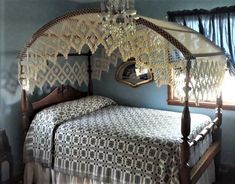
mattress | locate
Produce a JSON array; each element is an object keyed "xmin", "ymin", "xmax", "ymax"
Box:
[{"xmin": 24, "ymin": 96, "xmax": 213, "ymax": 184}]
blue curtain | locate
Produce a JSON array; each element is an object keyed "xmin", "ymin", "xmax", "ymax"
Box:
[{"xmin": 167, "ymin": 6, "xmax": 235, "ymax": 76}]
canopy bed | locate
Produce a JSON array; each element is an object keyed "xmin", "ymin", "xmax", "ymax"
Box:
[{"xmin": 18, "ymin": 4, "xmax": 226, "ymax": 184}]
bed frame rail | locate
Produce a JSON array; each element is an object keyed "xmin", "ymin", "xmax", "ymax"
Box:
[
  {"xmin": 189, "ymin": 122, "xmax": 214, "ymax": 147},
  {"xmin": 190, "ymin": 142, "xmax": 220, "ymax": 184}
]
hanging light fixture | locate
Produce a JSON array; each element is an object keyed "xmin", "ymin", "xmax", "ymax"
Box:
[{"xmin": 100, "ymin": 0, "xmax": 139, "ymax": 46}]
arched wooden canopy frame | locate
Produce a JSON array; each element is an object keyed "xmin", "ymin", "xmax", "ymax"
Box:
[
  {"xmin": 19, "ymin": 8, "xmax": 225, "ymax": 184},
  {"xmin": 18, "ymin": 8, "xmax": 194, "ymax": 60}
]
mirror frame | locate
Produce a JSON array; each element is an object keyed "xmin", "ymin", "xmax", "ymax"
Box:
[{"xmin": 115, "ymin": 61, "xmax": 153, "ymax": 88}]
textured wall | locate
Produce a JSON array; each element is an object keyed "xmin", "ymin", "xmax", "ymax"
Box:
[{"xmin": 0, "ymin": 0, "xmax": 234, "ymax": 181}]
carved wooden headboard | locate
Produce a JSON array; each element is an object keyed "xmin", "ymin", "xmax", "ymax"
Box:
[{"xmin": 21, "ymin": 51, "xmax": 93, "ymax": 135}]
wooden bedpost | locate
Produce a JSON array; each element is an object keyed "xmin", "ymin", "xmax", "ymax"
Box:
[
  {"xmin": 87, "ymin": 50, "xmax": 93, "ymax": 96},
  {"xmin": 21, "ymin": 89, "xmax": 30, "ymax": 136},
  {"xmin": 180, "ymin": 59, "xmax": 191, "ymax": 184},
  {"xmin": 214, "ymin": 93, "xmax": 223, "ymax": 179},
  {"xmin": 215, "ymin": 93, "xmax": 222, "ymax": 127}
]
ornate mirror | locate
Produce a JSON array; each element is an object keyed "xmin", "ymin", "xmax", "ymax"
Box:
[{"xmin": 115, "ymin": 61, "xmax": 153, "ymax": 87}]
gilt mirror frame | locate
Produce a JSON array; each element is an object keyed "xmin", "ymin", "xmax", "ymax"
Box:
[{"xmin": 115, "ymin": 60, "xmax": 153, "ymax": 88}]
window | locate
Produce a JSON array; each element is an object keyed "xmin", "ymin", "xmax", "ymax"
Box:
[
  {"xmin": 221, "ymin": 71, "xmax": 235, "ymax": 105},
  {"xmin": 167, "ymin": 6, "xmax": 235, "ymax": 110},
  {"xmin": 168, "ymin": 71, "xmax": 235, "ymax": 110}
]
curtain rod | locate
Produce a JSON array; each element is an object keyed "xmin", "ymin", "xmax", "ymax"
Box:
[{"xmin": 167, "ymin": 5, "xmax": 235, "ymax": 18}]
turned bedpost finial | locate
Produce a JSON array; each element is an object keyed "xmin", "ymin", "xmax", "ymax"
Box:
[
  {"xmin": 87, "ymin": 50, "xmax": 93, "ymax": 96},
  {"xmin": 21, "ymin": 89, "xmax": 30, "ymax": 135},
  {"xmin": 215, "ymin": 93, "xmax": 222, "ymax": 127},
  {"xmin": 180, "ymin": 59, "xmax": 191, "ymax": 184}
]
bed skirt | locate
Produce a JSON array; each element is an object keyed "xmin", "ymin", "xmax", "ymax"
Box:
[
  {"xmin": 24, "ymin": 134, "xmax": 215, "ymax": 184},
  {"xmin": 24, "ymin": 161, "xmax": 215, "ymax": 184}
]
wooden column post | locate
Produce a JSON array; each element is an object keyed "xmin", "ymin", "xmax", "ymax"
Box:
[
  {"xmin": 87, "ymin": 50, "xmax": 93, "ymax": 96},
  {"xmin": 21, "ymin": 90, "xmax": 30, "ymax": 136},
  {"xmin": 0, "ymin": 129, "xmax": 14, "ymax": 183},
  {"xmin": 214, "ymin": 93, "xmax": 223, "ymax": 179},
  {"xmin": 180, "ymin": 59, "xmax": 191, "ymax": 184},
  {"xmin": 215, "ymin": 93, "xmax": 222, "ymax": 128}
]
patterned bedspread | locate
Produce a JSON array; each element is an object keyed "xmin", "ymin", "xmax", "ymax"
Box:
[{"xmin": 24, "ymin": 96, "xmax": 212, "ymax": 184}]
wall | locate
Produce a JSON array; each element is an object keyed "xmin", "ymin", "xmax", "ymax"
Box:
[
  {"xmin": 0, "ymin": 0, "xmax": 97, "ymax": 181},
  {"xmin": 0, "ymin": 0, "xmax": 234, "ymax": 181}
]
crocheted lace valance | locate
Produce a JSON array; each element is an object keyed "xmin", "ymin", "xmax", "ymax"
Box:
[
  {"xmin": 173, "ymin": 57, "xmax": 226, "ymax": 104},
  {"xmin": 18, "ymin": 11, "xmax": 227, "ymax": 102},
  {"xmin": 19, "ymin": 48, "xmax": 119, "ymax": 93}
]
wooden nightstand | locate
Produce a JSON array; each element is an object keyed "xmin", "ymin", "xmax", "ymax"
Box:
[{"xmin": 0, "ymin": 129, "xmax": 13, "ymax": 184}]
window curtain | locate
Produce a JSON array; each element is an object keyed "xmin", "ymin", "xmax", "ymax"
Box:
[{"xmin": 167, "ymin": 6, "xmax": 235, "ymax": 76}]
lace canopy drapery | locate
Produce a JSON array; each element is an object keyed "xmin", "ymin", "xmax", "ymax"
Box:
[
  {"xmin": 18, "ymin": 9, "xmax": 227, "ymax": 103},
  {"xmin": 167, "ymin": 5, "xmax": 235, "ymax": 76}
]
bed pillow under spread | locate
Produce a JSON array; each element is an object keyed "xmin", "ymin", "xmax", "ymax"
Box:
[{"xmin": 33, "ymin": 95, "xmax": 117, "ymax": 126}]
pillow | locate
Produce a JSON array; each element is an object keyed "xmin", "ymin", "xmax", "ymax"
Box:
[{"xmin": 33, "ymin": 96, "xmax": 116, "ymax": 126}]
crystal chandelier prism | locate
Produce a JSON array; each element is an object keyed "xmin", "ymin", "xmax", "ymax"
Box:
[{"xmin": 100, "ymin": 0, "xmax": 138, "ymax": 47}]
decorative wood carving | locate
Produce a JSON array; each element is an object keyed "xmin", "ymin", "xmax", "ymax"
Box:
[
  {"xmin": 32, "ymin": 85, "xmax": 87, "ymax": 113},
  {"xmin": 21, "ymin": 86, "xmax": 88, "ymax": 135},
  {"xmin": 21, "ymin": 81, "xmax": 90, "ymax": 134}
]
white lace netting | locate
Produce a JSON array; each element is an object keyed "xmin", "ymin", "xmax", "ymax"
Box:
[
  {"xmin": 18, "ymin": 13, "xmax": 226, "ymax": 102},
  {"xmin": 173, "ymin": 58, "xmax": 226, "ymax": 104}
]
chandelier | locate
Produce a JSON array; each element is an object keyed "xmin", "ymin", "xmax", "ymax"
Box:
[{"xmin": 100, "ymin": 0, "xmax": 138, "ymax": 46}]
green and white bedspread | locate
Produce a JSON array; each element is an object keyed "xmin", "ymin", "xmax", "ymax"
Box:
[{"xmin": 24, "ymin": 96, "xmax": 212, "ymax": 184}]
